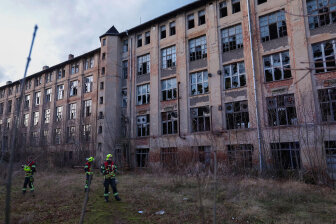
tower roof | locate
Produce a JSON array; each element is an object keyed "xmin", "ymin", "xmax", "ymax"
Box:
[{"xmin": 100, "ymin": 25, "xmax": 119, "ymax": 38}]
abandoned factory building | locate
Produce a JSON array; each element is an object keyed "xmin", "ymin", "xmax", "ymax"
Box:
[{"xmin": 0, "ymin": 0, "xmax": 336, "ymax": 175}]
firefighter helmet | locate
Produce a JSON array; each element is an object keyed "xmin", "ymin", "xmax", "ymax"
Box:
[
  {"xmin": 106, "ymin": 154, "xmax": 113, "ymax": 160},
  {"xmin": 87, "ymin": 157, "xmax": 94, "ymax": 162},
  {"xmin": 23, "ymin": 165, "xmax": 31, "ymax": 172}
]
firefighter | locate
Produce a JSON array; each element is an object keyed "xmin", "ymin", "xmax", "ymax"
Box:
[
  {"xmin": 84, "ymin": 157, "xmax": 94, "ymax": 192},
  {"xmin": 22, "ymin": 160, "xmax": 36, "ymax": 195},
  {"xmin": 101, "ymin": 154, "xmax": 121, "ymax": 202}
]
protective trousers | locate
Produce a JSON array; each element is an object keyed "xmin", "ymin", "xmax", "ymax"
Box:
[
  {"xmin": 85, "ymin": 173, "xmax": 93, "ymax": 190},
  {"xmin": 22, "ymin": 176, "xmax": 34, "ymax": 194},
  {"xmin": 103, "ymin": 178, "xmax": 119, "ymax": 201}
]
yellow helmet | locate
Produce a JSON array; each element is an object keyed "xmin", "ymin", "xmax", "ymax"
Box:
[
  {"xmin": 87, "ymin": 157, "xmax": 94, "ymax": 162},
  {"xmin": 106, "ymin": 154, "xmax": 113, "ymax": 160}
]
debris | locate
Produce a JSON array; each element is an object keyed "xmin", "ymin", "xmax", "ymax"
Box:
[
  {"xmin": 138, "ymin": 211, "xmax": 143, "ymax": 214},
  {"xmin": 155, "ymin": 210, "xmax": 165, "ymax": 215}
]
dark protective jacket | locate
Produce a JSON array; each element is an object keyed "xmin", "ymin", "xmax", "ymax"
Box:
[{"xmin": 101, "ymin": 161, "xmax": 117, "ymax": 179}]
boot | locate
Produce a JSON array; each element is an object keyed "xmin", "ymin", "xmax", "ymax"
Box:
[{"xmin": 115, "ymin": 195, "xmax": 121, "ymax": 201}]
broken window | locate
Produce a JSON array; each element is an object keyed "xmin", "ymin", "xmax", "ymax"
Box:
[
  {"xmin": 318, "ymin": 88, "xmax": 336, "ymax": 122},
  {"xmin": 307, "ymin": 0, "xmax": 336, "ymax": 29},
  {"xmin": 84, "ymin": 100, "xmax": 92, "ymax": 117},
  {"xmin": 219, "ymin": 1, "xmax": 228, "ymax": 18},
  {"xmin": 224, "ymin": 61, "xmax": 246, "ymax": 89},
  {"xmin": 162, "ymin": 111, "xmax": 178, "ymax": 135},
  {"xmin": 259, "ymin": 10, "xmax": 287, "ymax": 42},
  {"xmin": 44, "ymin": 109, "xmax": 50, "ymax": 124},
  {"xmin": 70, "ymin": 63, "xmax": 79, "ymax": 75},
  {"xmin": 312, "ymin": 39, "xmax": 336, "ymax": 74},
  {"xmin": 123, "ymin": 39, "xmax": 128, "ymax": 52},
  {"xmin": 84, "ymin": 76, "xmax": 93, "ymax": 93},
  {"xmin": 0, "ymin": 89, "xmax": 5, "ymax": 98},
  {"xmin": 137, "ymin": 114, "xmax": 150, "ymax": 137},
  {"xmin": 271, "ymin": 142, "xmax": 301, "ymax": 170},
  {"xmin": 0, "ymin": 103, "xmax": 3, "ymax": 114},
  {"xmin": 227, "ymin": 144, "xmax": 253, "ymax": 169},
  {"xmin": 137, "ymin": 54, "xmax": 150, "ymax": 75},
  {"xmin": 99, "ymin": 111, "xmax": 104, "ymax": 119},
  {"xmin": 33, "ymin": 112, "xmax": 39, "ymax": 126},
  {"xmin": 98, "ymin": 126, "xmax": 103, "ymax": 134},
  {"xmin": 325, "ymin": 141, "xmax": 336, "ymax": 180},
  {"xmin": 45, "ymin": 88, "xmax": 52, "ymax": 103},
  {"xmin": 45, "ymin": 72, "xmax": 52, "ymax": 83},
  {"xmin": 198, "ymin": 146, "xmax": 211, "ymax": 165},
  {"xmin": 189, "ymin": 35, "xmax": 207, "ymax": 61},
  {"xmin": 145, "ymin": 31, "xmax": 150, "ymax": 44},
  {"xmin": 100, "ymin": 82, "xmax": 104, "ymax": 90},
  {"xmin": 263, "ymin": 51, "xmax": 291, "ymax": 82},
  {"xmin": 83, "ymin": 124, "xmax": 91, "ymax": 142},
  {"xmin": 190, "ymin": 70, "xmax": 209, "ymax": 96},
  {"xmin": 160, "ymin": 147, "xmax": 177, "ymax": 167},
  {"xmin": 258, "ymin": 0, "xmax": 267, "ymax": 4},
  {"xmin": 122, "ymin": 88, "xmax": 127, "ymax": 107},
  {"xmin": 57, "ymin": 68, "xmax": 65, "ymax": 79},
  {"xmin": 221, "ymin": 24, "xmax": 243, "ymax": 52},
  {"xmin": 23, "ymin": 114, "xmax": 29, "ymax": 127},
  {"xmin": 101, "ymin": 67, "xmax": 105, "ymax": 75},
  {"xmin": 7, "ymin": 100, "xmax": 12, "ymax": 114},
  {"xmin": 198, "ymin": 10, "xmax": 206, "ymax": 25},
  {"xmin": 57, "ymin": 84, "xmax": 64, "ymax": 100},
  {"xmin": 6, "ymin": 118, "xmax": 10, "ymax": 129},
  {"xmin": 137, "ymin": 34, "xmax": 142, "ymax": 47},
  {"xmin": 161, "ymin": 78, "xmax": 177, "ymax": 101},
  {"xmin": 35, "ymin": 76, "xmax": 42, "ymax": 86},
  {"xmin": 24, "ymin": 95, "xmax": 30, "ymax": 109},
  {"xmin": 191, "ymin": 106, "xmax": 210, "ymax": 132},
  {"xmin": 100, "ymin": 96, "xmax": 104, "ymax": 104},
  {"xmin": 67, "ymin": 126, "xmax": 76, "ymax": 143},
  {"xmin": 55, "ymin": 128, "xmax": 61, "ymax": 145},
  {"xmin": 225, "ymin": 101, "xmax": 249, "ymax": 129},
  {"xmin": 160, "ymin": 25, "xmax": 166, "ymax": 39},
  {"xmin": 102, "ymin": 53, "xmax": 106, "ymax": 60},
  {"xmin": 102, "ymin": 38, "xmax": 106, "ymax": 46},
  {"xmin": 56, "ymin": 106, "xmax": 63, "ymax": 122},
  {"xmin": 136, "ymin": 148, "xmax": 149, "ymax": 168},
  {"xmin": 69, "ymin": 103, "xmax": 76, "ymax": 120},
  {"xmin": 232, "ymin": 0, "xmax": 241, "ymax": 13},
  {"xmin": 69, "ymin": 80, "xmax": 78, "ymax": 96},
  {"xmin": 35, "ymin": 92, "xmax": 41, "ymax": 105},
  {"xmin": 187, "ymin": 14, "xmax": 195, "ymax": 29},
  {"xmin": 32, "ymin": 131, "xmax": 39, "ymax": 146},
  {"xmin": 122, "ymin": 60, "xmax": 128, "ymax": 79},
  {"xmin": 136, "ymin": 84, "xmax": 150, "ymax": 105},
  {"xmin": 267, "ymin": 94, "xmax": 297, "ymax": 126},
  {"xmin": 170, "ymin": 21, "xmax": 176, "ymax": 36},
  {"xmin": 161, "ymin": 45, "xmax": 176, "ymax": 69}
]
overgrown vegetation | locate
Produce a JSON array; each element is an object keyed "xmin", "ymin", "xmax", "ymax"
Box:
[{"xmin": 1, "ymin": 168, "xmax": 336, "ymax": 224}]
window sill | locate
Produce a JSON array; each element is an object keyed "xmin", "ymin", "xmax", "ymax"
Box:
[
  {"xmin": 314, "ymin": 71, "xmax": 336, "ymax": 76},
  {"xmin": 190, "ymin": 93, "xmax": 209, "ymax": 98},
  {"xmin": 223, "ymin": 86, "xmax": 246, "ymax": 92},
  {"xmin": 161, "ymin": 133, "xmax": 179, "ymax": 137},
  {"xmin": 264, "ymin": 77, "xmax": 293, "ymax": 85},
  {"xmin": 160, "ymin": 98, "xmax": 177, "ymax": 103},
  {"xmin": 137, "ymin": 73, "xmax": 150, "ymax": 76},
  {"xmin": 266, "ymin": 124, "xmax": 298, "ymax": 129}
]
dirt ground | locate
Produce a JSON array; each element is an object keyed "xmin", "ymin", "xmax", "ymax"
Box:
[{"xmin": 0, "ymin": 168, "xmax": 336, "ymax": 224}]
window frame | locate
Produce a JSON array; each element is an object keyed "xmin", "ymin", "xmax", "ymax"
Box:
[
  {"xmin": 225, "ymin": 101, "xmax": 250, "ymax": 130},
  {"xmin": 306, "ymin": 0, "xmax": 336, "ymax": 29},
  {"xmin": 259, "ymin": 10, "xmax": 287, "ymax": 42},
  {"xmin": 189, "ymin": 35, "xmax": 207, "ymax": 61},
  {"xmin": 161, "ymin": 45, "xmax": 176, "ymax": 69},
  {"xmin": 267, "ymin": 94, "xmax": 297, "ymax": 126},
  {"xmin": 162, "ymin": 111, "xmax": 178, "ymax": 135},
  {"xmin": 312, "ymin": 39, "xmax": 336, "ymax": 74},
  {"xmin": 136, "ymin": 84, "xmax": 150, "ymax": 105},
  {"xmin": 263, "ymin": 51, "xmax": 292, "ymax": 82},
  {"xmin": 221, "ymin": 24, "xmax": 243, "ymax": 52},
  {"xmin": 190, "ymin": 70, "xmax": 209, "ymax": 96},
  {"xmin": 191, "ymin": 106, "xmax": 211, "ymax": 132},
  {"xmin": 161, "ymin": 78, "xmax": 177, "ymax": 101},
  {"xmin": 137, "ymin": 114, "xmax": 150, "ymax": 137},
  {"xmin": 137, "ymin": 54, "xmax": 151, "ymax": 76},
  {"xmin": 223, "ymin": 61, "xmax": 247, "ymax": 90}
]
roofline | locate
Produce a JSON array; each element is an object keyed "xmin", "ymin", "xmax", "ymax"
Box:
[
  {"xmin": 0, "ymin": 48, "xmax": 101, "ymax": 89},
  {"xmin": 118, "ymin": 0, "xmax": 208, "ymax": 37}
]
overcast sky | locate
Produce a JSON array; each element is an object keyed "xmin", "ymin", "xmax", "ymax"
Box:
[{"xmin": 0, "ymin": 0, "xmax": 195, "ymax": 86}]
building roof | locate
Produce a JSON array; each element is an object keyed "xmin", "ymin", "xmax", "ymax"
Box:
[
  {"xmin": 112, "ymin": 0, "xmax": 208, "ymax": 37},
  {"xmin": 0, "ymin": 48, "xmax": 101, "ymax": 89}
]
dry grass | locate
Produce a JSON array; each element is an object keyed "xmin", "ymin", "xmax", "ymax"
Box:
[{"xmin": 0, "ymin": 168, "xmax": 336, "ymax": 224}]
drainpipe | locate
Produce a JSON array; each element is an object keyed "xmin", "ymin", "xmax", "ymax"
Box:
[
  {"xmin": 178, "ymin": 82, "xmax": 186, "ymax": 139},
  {"xmin": 247, "ymin": 0, "xmax": 264, "ymax": 172}
]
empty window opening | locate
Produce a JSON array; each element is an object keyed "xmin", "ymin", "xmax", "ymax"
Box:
[{"xmin": 232, "ymin": 0, "xmax": 241, "ymax": 13}]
